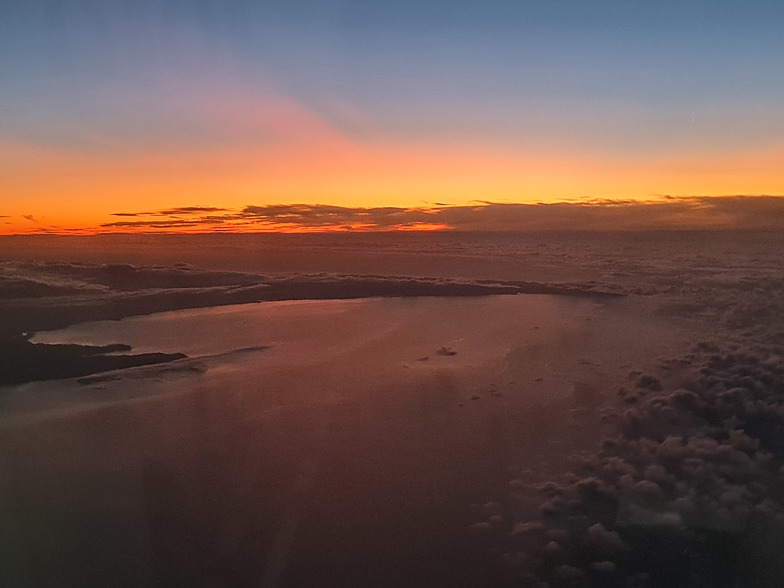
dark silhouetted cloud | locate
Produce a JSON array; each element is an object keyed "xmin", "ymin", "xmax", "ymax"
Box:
[
  {"xmin": 240, "ymin": 203, "xmax": 439, "ymax": 228},
  {"xmin": 98, "ymin": 196, "xmax": 784, "ymax": 233}
]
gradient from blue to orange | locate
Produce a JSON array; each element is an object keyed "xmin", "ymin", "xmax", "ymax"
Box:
[{"xmin": 2, "ymin": 1, "xmax": 784, "ymax": 233}]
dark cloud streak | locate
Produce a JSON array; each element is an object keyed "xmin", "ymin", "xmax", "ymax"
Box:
[{"xmin": 110, "ymin": 206, "xmax": 229, "ymax": 218}]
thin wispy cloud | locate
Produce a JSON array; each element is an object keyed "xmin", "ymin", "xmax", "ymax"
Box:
[{"xmin": 111, "ymin": 206, "xmax": 229, "ymax": 218}]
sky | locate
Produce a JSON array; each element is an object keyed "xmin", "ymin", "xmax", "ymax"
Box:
[{"xmin": 2, "ymin": 0, "xmax": 784, "ymax": 234}]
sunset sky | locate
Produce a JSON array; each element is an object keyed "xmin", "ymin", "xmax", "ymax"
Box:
[{"xmin": 2, "ymin": 1, "xmax": 784, "ymax": 234}]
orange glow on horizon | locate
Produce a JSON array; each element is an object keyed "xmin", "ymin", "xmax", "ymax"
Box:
[{"xmin": 3, "ymin": 134, "xmax": 784, "ymax": 235}]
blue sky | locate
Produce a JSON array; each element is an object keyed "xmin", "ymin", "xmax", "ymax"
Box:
[{"xmin": 5, "ymin": 0, "xmax": 783, "ymax": 152}]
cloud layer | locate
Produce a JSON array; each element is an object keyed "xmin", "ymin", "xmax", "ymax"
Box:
[{"xmin": 0, "ymin": 261, "xmax": 619, "ymax": 335}]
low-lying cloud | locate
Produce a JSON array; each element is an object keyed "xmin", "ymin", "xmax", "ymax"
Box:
[{"xmin": 101, "ymin": 196, "xmax": 784, "ymax": 233}]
